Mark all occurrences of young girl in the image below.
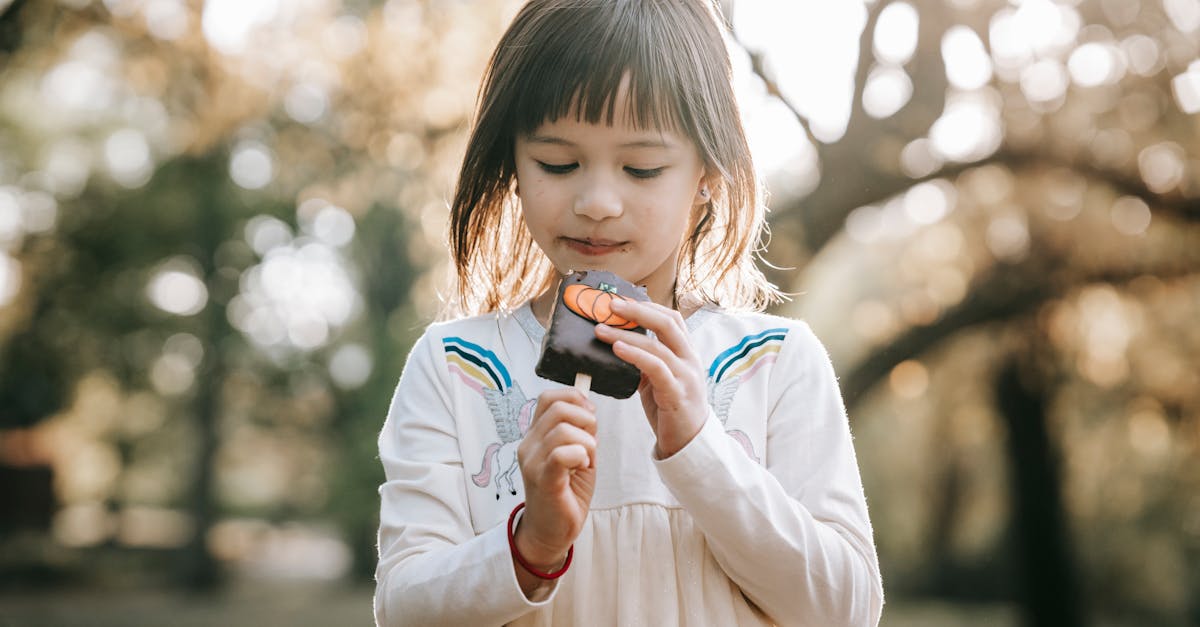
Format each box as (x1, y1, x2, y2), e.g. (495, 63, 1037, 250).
(375, 1, 883, 625)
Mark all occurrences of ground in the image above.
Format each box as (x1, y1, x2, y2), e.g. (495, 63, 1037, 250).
(0, 583, 1027, 627)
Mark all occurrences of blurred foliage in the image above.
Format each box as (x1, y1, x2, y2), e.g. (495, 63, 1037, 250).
(0, 0, 1197, 625)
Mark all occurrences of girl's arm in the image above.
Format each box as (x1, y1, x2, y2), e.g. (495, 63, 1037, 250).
(653, 321, 884, 626)
(374, 331, 558, 627)
(597, 302, 883, 625)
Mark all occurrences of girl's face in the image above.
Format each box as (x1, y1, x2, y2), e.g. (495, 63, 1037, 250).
(514, 97, 709, 306)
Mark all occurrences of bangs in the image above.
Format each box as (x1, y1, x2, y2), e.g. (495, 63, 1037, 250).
(504, 1, 691, 135)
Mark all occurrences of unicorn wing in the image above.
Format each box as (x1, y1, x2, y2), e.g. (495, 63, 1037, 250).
(485, 382, 529, 443)
(707, 374, 740, 426)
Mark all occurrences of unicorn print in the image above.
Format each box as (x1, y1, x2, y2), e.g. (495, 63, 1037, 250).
(706, 328, 789, 463)
(442, 336, 536, 499)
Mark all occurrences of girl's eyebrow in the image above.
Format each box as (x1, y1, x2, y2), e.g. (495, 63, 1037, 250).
(526, 134, 675, 149)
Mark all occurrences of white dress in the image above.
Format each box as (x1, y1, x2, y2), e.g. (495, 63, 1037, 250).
(374, 302, 883, 626)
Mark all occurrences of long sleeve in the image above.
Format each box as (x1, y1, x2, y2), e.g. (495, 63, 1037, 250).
(374, 330, 557, 627)
(654, 321, 884, 626)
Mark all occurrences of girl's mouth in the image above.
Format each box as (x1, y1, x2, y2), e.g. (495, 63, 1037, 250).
(563, 237, 626, 256)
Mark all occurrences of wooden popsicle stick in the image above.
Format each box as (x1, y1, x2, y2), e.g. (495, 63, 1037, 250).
(573, 372, 595, 471)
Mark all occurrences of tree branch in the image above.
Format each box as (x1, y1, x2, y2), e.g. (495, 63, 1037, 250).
(727, 25, 819, 149)
(841, 262, 1050, 408)
(846, 0, 892, 141)
(0, 0, 28, 54)
(910, 147, 1200, 223)
(772, 143, 1199, 268)
(841, 258, 1200, 409)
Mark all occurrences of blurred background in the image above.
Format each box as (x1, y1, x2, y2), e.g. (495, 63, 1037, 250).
(0, 0, 1197, 625)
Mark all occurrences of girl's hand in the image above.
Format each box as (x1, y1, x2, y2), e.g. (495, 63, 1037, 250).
(595, 299, 708, 458)
(515, 388, 597, 570)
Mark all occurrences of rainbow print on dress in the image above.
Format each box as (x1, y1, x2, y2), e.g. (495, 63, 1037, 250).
(706, 327, 789, 463)
(443, 336, 512, 394)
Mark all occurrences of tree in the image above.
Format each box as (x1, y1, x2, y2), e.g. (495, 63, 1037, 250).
(731, 0, 1200, 623)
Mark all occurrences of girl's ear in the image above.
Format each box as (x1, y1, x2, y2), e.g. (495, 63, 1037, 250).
(693, 173, 716, 206)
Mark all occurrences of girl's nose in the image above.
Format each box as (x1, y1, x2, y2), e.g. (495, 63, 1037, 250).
(573, 176, 623, 221)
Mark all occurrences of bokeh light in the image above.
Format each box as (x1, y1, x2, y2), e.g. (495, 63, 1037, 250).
(873, 2, 919, 65)
(228, 236, 360, 353)
(285, 82, 330, 124)
(1110, 196, 1152, 236)
(862, 66, 913, 119)
(201, 0, 281, 55)
(1137, 142, 1187, 194)
(146, 259, 208, 316)
(1068, 42, 1123, 87)
(104, 128, 154, 188)
(929, 90, 1003, 162)
(1171, 61, 1200, 113)
(230, 141, 275, 190)
(328, 343, 373, 390)
(889, 359, 929, 399)
(145, 0, 191, 41)
(984, 213, 1030, 262)
(942, 26, 993, 90)
(1164, 0, 1200, 33)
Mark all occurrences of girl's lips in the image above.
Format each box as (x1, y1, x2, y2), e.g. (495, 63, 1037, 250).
(563, 237, 626, 256)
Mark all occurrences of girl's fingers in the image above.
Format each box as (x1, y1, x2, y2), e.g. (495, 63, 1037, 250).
(541, 422, 596, 456)
(609, 299, 696, 362)
(534, 387, 593, 415)
(531, 390, 596, 434)
(612, 339, 679, 394)
(533, 423, 597, 472)
(595, 323, 682, 372)
(547, 443, 592, 472)
(521, 392, 599, 481)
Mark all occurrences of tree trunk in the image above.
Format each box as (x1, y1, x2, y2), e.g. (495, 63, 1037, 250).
(177, 157, 227, 591)
(995, 353, 1084, 627)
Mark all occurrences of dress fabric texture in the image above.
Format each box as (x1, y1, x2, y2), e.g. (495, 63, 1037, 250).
(374, 302, 884, 627)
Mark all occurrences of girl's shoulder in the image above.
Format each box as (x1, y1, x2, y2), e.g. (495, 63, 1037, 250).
(419, 309, 510, 336)
(695, 308, 839, 417)
(697, 306, 834, 376)
(699, 306, 824, 347)
(405, 307, 532, 362)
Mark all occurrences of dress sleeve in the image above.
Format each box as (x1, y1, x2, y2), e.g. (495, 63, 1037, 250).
(654, 321, 884, 626)
(374, 329, 558, 627)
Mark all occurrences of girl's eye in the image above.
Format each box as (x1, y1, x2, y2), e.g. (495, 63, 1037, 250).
(537, 161, 577, 174)
(625, 166, 665, 179)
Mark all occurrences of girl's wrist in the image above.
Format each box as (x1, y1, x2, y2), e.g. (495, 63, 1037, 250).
(513, 512, 570, 569)
(655, 414, 706, 458)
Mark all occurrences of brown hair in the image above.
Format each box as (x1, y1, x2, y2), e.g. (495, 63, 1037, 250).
(445, 0, 781, 318)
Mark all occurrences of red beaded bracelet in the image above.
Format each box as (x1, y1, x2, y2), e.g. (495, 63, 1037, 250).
(507, 502, 573, 580)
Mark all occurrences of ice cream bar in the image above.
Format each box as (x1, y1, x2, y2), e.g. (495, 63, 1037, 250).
(535, 270, 650, 399)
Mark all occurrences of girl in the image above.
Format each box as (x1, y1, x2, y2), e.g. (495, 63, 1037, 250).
(375, 1, 883, 625)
